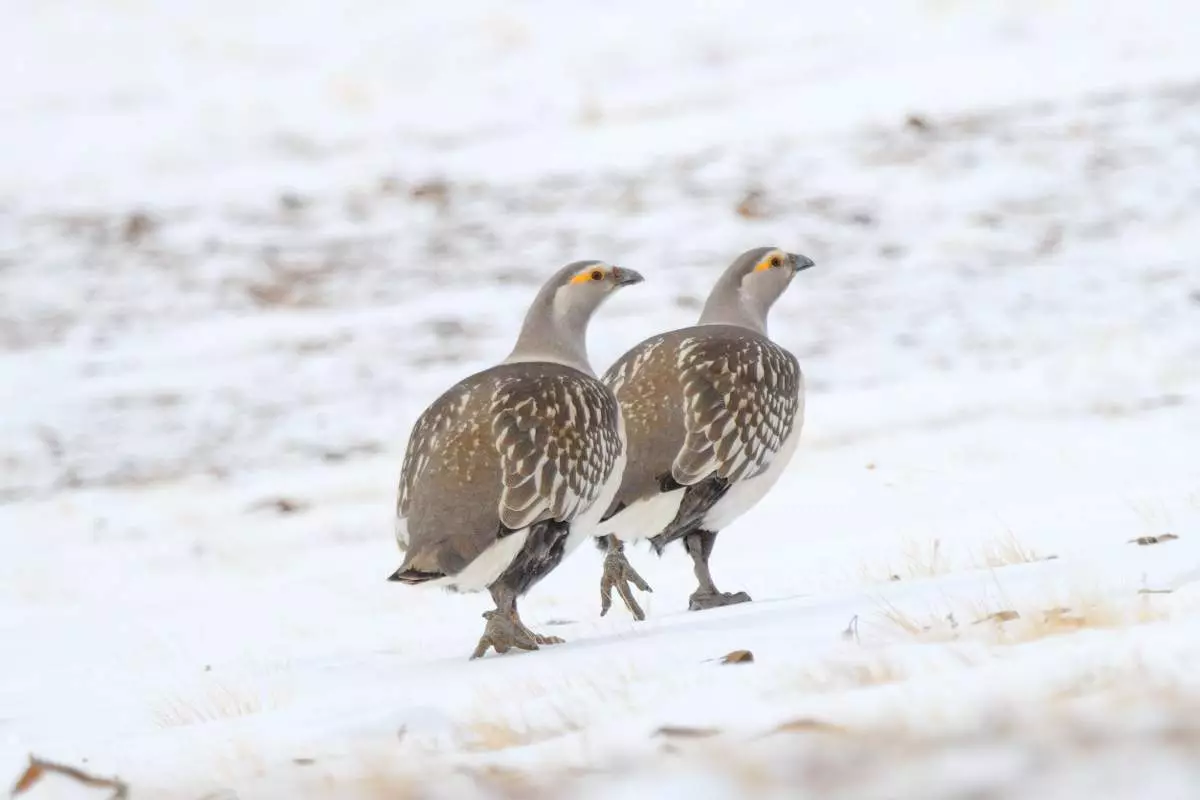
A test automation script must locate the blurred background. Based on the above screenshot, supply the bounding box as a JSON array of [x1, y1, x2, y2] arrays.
[[3, 2, 1200, 798], [2, 0, 1198, 496]]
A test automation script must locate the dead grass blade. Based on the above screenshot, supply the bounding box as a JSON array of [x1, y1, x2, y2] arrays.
[[10, 756, 128, 799], [653, 725, 721, 739]]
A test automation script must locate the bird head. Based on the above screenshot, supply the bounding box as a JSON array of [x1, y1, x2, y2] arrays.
[[553, 260, 645, 314], [699, 246, 815, 333], [507, 260, 645, 373]]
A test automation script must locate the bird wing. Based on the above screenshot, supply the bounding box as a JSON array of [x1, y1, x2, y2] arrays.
[[394, 390, 467, 547], [491, 374, 624, 531], [671, 336, 802, 486]]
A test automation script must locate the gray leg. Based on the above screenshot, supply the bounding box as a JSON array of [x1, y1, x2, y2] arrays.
[[470, 583, 564, 660], [600, 535, 653, 621], [683, 529, 751, 611]]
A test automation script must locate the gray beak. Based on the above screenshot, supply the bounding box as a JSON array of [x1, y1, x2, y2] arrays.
[[612, 266, 645, 287], [790, 253, 816, 274]]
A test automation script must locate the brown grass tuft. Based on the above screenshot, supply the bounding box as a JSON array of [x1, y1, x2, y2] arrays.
[[878, 589, 1175, 646], [973, 530, 1046, 568]]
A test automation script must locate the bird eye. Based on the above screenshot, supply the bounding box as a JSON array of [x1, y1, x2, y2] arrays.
[[769, 256, 782, 268], [590, 269, 604, 281]]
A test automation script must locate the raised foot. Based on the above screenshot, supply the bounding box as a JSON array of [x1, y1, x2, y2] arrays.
[[688, 590, 752, 612], [470, 610, 565, 660], [600, 547, 654, 621]]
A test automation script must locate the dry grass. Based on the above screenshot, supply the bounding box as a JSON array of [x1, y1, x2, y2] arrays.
[[448, 670, 645, 753], [860, 530, 1048, 586], [188, 688, 1200, 800], [456, 716, 582, 753], [860, 536, 949, 583], [876, 588, 1175, 646], [972, 530, 1046, 569], [151, 678, 290, 728], [789, 651, 915, 693]]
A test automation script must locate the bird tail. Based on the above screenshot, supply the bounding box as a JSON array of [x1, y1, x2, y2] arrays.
[[387, 566, 444, 584]]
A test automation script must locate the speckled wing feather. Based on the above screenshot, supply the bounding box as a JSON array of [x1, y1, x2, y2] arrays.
[[492, 374, 623, 530], [671, 336, 801, 486], [394, 392, 466, 547]]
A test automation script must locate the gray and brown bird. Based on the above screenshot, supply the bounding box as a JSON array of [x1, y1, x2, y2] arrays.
[[389, 260, 643, 659], [593, 246, 814, 619]]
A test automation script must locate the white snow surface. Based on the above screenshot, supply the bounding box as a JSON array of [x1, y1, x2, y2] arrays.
[[4, 1, 1200, 797]]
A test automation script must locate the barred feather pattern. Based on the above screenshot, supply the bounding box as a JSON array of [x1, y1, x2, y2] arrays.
[[671, 335, 801, 486], [491, 375, 623, 530], [394, 391, 469, 546]]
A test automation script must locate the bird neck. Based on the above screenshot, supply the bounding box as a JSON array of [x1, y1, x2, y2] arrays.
[[504, 293, 595, 376], [697, 281, 769, 336]]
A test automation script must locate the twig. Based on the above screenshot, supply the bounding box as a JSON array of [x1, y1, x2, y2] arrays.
[[841, 614, 860, 643], [10, 755, 128, 799]]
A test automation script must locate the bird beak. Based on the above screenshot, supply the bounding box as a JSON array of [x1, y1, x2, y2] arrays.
[[611, 266, 645, 287], [789, 253, 816, 274]]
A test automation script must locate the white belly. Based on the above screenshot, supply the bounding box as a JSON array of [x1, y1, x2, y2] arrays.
[[564, 418, 629, 551], [701, 414, 803, 531], [605, 408, 804, 541], [430, 529, 530, 592], [604, 488, 686, 543]]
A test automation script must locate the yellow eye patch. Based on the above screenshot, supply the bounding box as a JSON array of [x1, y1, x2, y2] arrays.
[[754, 251, 785, 272], [571, 266, 608, 284]]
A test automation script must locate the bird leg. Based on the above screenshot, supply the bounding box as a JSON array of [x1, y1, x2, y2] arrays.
[[683, 529, 751, 611], [599, 534, 653, 620], [470, 584, 563, 660]]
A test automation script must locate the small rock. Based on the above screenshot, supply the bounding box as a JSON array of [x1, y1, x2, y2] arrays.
[[279, 192, 308, 212], [905, 113, 933, 133], [410, 180, 451, 206], [122, 211, 156, 244]]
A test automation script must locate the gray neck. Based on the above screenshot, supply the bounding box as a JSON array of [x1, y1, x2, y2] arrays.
[[504, 286, 594, 375], [697, 276, 768, 336]]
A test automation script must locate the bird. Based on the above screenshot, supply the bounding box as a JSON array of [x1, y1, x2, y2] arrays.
[[593, 246, 815, 619], [388, 260, 644, 659]]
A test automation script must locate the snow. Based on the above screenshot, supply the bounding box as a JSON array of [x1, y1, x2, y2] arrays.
[[3, 0, 1200, 797]]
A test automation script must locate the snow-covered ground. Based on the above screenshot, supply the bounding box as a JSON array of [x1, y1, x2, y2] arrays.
[[4, 1, 1200, 797]]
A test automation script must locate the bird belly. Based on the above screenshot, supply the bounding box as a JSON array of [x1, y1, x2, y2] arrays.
[[604, 488, 686, 542], [701, 416, 803, 532], [433, 529, 531, 592], [565, 447, 628, 552]]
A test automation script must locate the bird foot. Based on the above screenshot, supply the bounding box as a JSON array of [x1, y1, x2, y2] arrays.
[[600, 546, 653, 621], [688, 590, 752, 611], [470, 610, 565, 660]]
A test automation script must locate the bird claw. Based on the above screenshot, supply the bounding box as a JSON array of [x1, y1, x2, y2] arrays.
[[470, 610, 564, 659], [688, 590, 752, 612], [600, 545, 653, 621]]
